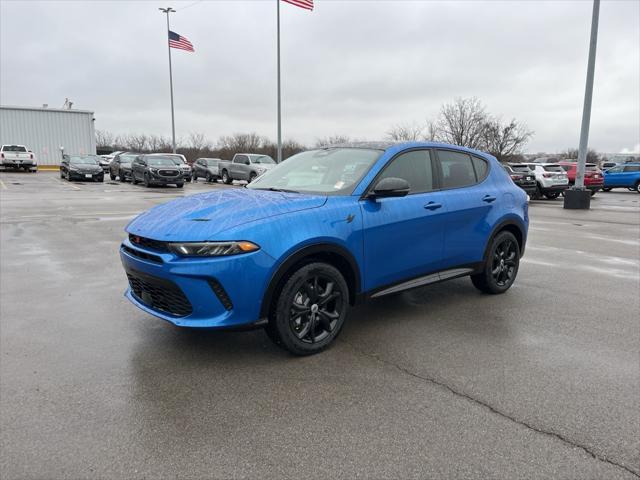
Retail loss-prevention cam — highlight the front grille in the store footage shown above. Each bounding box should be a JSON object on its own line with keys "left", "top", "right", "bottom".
{"left": 126, "top": 269, "right": 193, "bottom": 317}
{"left": 207, "top": 279, "right": 233, "bottom": 310}
{"left": 122, "top": 245, "right": 163, "bottom": 264}
{"left": 158, "top": 169, "right": 180, "bottom": 177}
{"left": 129, "top": 234, "right": 169, "bottom": 252}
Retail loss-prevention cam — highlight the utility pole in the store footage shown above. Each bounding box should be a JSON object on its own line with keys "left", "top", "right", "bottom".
{"left": 564, "top": 0, "right": 600, "bottom": 209}
{"left": 159, "top": 7, "right": 177, "bottom": 154}
{"left": 276, "top": 0, "right": 282, "bottom": 163}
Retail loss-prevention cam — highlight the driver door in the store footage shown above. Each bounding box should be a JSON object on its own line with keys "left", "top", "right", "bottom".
{"left": 360, "top": 149, "right": 447, "bottom": 292}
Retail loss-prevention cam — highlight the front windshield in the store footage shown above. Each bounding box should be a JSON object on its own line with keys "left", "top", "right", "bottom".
{"left": 250, "top": 155, "right": 275, "bottom": 165}
{"left": 147, "top": 157, "right": 176, "bottom": 167}
{"left": 70, "top": 156, "right": 99, "bottom": 165}
{"left": 247, "top": 148, "right": 382, "bottom": 195}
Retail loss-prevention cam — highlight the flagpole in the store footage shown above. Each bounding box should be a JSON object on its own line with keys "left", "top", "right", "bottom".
{"left": 276, "top": 0, "right": 282, "bottom": 163}
{"left": 160, "top": 7, "right": 177, "bottom": 154}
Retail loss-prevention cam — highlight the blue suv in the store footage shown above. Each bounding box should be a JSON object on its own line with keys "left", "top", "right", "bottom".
{"left": 602, "top": 162, "right": 640, "bottom": 193}
{"left": 120, "top": 142, "right": 528, "bottom": 355}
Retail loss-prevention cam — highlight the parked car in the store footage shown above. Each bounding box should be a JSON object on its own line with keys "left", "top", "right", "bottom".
{"left": 502, "top": 164, "right": 536, "bottom": 195}
{"left": 120, "top": 142, "right": 528, "bottom": 355}
{"left": 131, "top": 154, "right": 183, "bottom": 188}
{"left": 109, "top": 152, "right": 140, "bottom": 182}
{"left": 557, "top": 161, "right": 603, "bottom": 196}
{"left": 146, "top": 153, "right": 192, "bottom": 182}
{"left": 192, "top": 158, "right": 221, "bottom": 182}
{"left": 60, "top": 154, "right": 104, "bottom": 182}
{"left": 515, "top": 163, "right": 569, "bottom": 199}
{"left": 602, "top": 163, "right": 640, "bottom": 193}
{"left": 218, "top": 154, "right": 277, "bottom": 184}
{"left": 1, "top": 144, "right": 37, "bottom": 172}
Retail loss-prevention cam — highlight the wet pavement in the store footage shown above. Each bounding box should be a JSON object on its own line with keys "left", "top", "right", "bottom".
{"left": 1, "top": 171, "right": 639, "bottom": 479}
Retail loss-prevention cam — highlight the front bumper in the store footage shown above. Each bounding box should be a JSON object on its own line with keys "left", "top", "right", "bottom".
{"left": 69, "top": 170, "right": 104, "bottom": 181}
{"left": 120, "top": 237, "right": 276, "bottom": 328}
{"left": 149, "top": 173, "right": 182, "bottom": 185}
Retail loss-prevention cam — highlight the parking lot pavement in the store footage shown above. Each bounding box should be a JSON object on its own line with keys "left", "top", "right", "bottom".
{"left": 1, "top": 171, "right": 639, "bottom": 479}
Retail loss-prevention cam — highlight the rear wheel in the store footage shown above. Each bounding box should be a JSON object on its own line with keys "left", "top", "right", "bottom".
{"left": 249, "top": 172, "right": 257, "bottom": 183}
{"left": 545, "top": 191, "right": 560, "bottom": 199}
{"left": 222, "top": 170, "right": 232, "bottom": 184}
{"left": 602, "top": 187, "right": 612, "bottom": 192}
{"left": 266, "top": 262, "right": 349, "bottom": 356}
{"left": 590, "top": 190, "right": 597, "bottom": 196}
{"left": 635, "top": 182, "right": 640, "bottom": 194}
{"left": 471, "top": 231, "right": 520, "bottom": 294}
{"left": 143, "top": 173, "right": 151, "bottom": 188}
{"left": 206, "top": 172, "right": 212, "bottom": 183}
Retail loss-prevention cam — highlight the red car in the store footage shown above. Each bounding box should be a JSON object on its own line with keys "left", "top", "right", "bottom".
{"left": 558, "top": 162, "right": 604, "bottom": 196}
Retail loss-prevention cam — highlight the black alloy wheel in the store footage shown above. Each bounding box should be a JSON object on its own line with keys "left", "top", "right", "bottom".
{"left": 602, "top": 187, "right": 612, "bottom": 192}
{"left": 545, "top": 192, "right": 560, "bottom": 199}
{"left": 143, "top": 173, "right": 151, "bottom": 188}
{"left": 249, "top": 172, "right": 257, "bottom": 183}
{"left": 206, "top": 172, "right": 212, "bottom": 183}
{"left": 222, "top": 170, "right": 232, "bottom": 184}
{"left": 471, "top": 231, "right": 520, "bottom": 294}
{"left": 267, "top": 262, "right": 348, "bottom": 355}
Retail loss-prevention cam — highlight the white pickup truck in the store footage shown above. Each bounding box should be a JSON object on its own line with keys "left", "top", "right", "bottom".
{"left": 1, "top": 145, "right": 37, "bottom": 172}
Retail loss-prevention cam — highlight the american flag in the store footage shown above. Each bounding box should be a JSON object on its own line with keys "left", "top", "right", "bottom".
{"left": 282, "top": 0, "right": 313, "bottom": 11}
{"left": 169, "top": 31, "right": 194, "bottom": 52}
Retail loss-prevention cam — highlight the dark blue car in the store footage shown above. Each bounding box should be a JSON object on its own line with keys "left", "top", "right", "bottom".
{"left": 120, "top": 142, "right": 528, "bottom": 355}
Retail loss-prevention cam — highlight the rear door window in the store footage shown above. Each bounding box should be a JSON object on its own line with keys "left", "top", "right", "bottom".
{"left": 623, "top": 165, "right": 640, "bottom": 172}
{"left": 438, "top": 150, "right": 477, "bottom": 189}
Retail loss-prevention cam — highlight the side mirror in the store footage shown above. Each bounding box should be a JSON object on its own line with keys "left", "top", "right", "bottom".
{"left": 370, "top": 177, "right": 410, "bottom": 198}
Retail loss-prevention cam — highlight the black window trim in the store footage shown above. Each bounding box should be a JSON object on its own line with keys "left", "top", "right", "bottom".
{"left": 360, "top": 147, "right": 440, "bottom": 199}
{"left": 433, "top": 147, "right": 492, "bottom": 192}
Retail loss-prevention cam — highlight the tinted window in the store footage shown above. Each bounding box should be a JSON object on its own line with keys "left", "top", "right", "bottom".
{"left": 235, "top": 155, "right": 249, "bottom": 164}
{"left": 377, "top": 150, "right": 433, "bottom": 194}
{"left": 624, "top": 165, "right": 640, "bottom": 172}
{"left": 607, "top": 166, "right": 623, "bottom": 173}
{"left": 472, "top": 157, "right": 488, "bottom": 181}
{"left": 543, "top": 165, "right": 564, "bottom": 172}
{"left": 510, "top": 164, "right": 531, "bottom": 172}
{"left": 2, "top": 145, "right": 27, "bottom": 152}
{"left": 438, "top": 150, "right": 476, "bottom": 189}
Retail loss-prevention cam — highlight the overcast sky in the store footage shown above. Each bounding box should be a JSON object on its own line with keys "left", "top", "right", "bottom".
{"left": 1, "top": 0, "right": 638, "bottom": 153}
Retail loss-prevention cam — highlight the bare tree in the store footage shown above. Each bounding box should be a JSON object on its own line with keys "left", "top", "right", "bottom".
{"left": 560, "top": 147, "right": 600, "bottom": 163}
{"left": 435, "top": 97, "right": 488, "bottom": 149}
{"left": 482, "top": 118, "right": 533, "bottom": 161}
{"left": 386, "top": 122, "right": 424, "bottom": 142}
{"left": 95, "top": 130, "right": 114, "bottom": 149}
{"left": 314, "top": 135, "right": 351, "bottom": 148}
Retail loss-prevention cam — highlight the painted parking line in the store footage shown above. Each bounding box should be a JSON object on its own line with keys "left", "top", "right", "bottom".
{"left": 52, "top": 176, "right": 81, "bottom": 191}
{"left": 0, "top": 179, "right": 7, "bottom": 190}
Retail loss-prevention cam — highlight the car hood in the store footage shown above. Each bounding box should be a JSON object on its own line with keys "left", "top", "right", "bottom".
{"left": 126, "top": 188, "right": 327, "bottom": 241}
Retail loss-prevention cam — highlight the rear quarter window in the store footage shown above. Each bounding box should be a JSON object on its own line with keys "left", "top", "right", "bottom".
{"left": 472, "top": 157, "right": 489, "bottom": 181}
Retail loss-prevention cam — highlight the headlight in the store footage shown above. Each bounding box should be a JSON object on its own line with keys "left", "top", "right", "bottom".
{"left": 69, "top": 167, "right": 79, "bottom": 172}
{"left": 168, "top": 241, "right": 260, "bottom": 257}
{"left": 149, "top": 168, "right": 158, "bottom": 173}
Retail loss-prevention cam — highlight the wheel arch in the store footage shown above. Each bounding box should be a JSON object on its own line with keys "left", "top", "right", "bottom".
{"left": 483, "top": 219, "right": 526, "bottom": 261}
{"left": 259, "top": 243, "right": 361, "bottom": 318}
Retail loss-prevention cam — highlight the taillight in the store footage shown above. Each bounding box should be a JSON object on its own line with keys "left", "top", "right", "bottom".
{"left": 510, "top": 174, "right": 522, "bottom": 180}
{"left": 0, "top": 153, "right": 4, "bottom": 159}
{"left": 30, "top": 153, "right": 33, "bottom": 159}
{"left": 543, "top": 173, "right": 552, "bottom": 178}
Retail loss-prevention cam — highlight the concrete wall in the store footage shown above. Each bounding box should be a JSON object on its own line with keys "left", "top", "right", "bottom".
{"left": 0, "top": 106, "right": 96, "bottom": 165}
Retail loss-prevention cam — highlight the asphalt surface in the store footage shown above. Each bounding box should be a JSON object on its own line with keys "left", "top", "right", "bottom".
{"left": 1, "top": 171, "right": 639, "bottom": 479}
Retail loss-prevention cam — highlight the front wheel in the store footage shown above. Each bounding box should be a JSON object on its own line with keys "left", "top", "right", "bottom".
{"left": 635, "top": 182, "right": 640, "bottom": 194}
{"left": 176, "top": 182, "right": 184, "bottom": 188}
{"left": 471, "top": 231, "right": 520, "bottom": 294}
{"left": 590, "top": 190, "right": 597, "bottom": 196}
{"left": 602, "top": 187, "right": 612, "bottom": 192}
{"left": 143, "top": 173, "right": 151, "bottom": 188}
{"left": 266, "top": 262, "right": 349, "bottom": 356}
{"left": 249, "top": 172, "right": 257, "bottom": 183}
{"left": 206, "top": 172, "right": 212, "bottom": 183}
{"left": 545, "top": 191, "right": 560, "bottom": 199}
{"left": 110, "top": 173, "right": 116, "bottom": 181}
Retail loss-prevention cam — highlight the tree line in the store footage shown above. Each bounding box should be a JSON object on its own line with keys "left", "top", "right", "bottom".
{"left": 100, "top": 97, "right": 635, "bottom": 164}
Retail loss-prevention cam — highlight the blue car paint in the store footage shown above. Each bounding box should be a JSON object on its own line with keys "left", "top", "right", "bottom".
{"left": 603, "top": 163, "right": 640, "bottom": 189}
{"left": 121, "top": 142, "right": 528, "bottom": 328}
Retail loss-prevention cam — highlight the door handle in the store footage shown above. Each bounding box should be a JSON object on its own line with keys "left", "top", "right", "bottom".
{"left": 483, "top": 195, "right": 497, "bottom": 203}
{"left": 424, "top": 202, "right": 442, "bottom": 211}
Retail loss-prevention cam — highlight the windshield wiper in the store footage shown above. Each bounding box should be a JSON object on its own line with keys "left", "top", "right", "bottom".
{"left": 256, "top": 187, "right": 300, "bottom": 193}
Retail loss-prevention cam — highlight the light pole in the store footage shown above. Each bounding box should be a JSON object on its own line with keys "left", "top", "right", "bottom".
{"left": 564, "top": 0, "right": 600, "bottom": 209}
{"left": 159, "top": 7, "right": 177, "bottom": 154}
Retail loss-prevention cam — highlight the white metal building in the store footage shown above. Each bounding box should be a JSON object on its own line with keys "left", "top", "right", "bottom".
{"left": 0, "top": 105, "right": 96, "bottom": 165}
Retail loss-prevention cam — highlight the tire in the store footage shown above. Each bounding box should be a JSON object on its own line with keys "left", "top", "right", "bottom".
{"left": 119, "top": 173, "right": 126, "bottom": 183}
{"left": 176, "top": 182, "right": 184, "bottom": 188}
{"left": 206, "top": 172, "right": 212, "bottom": 183}
{"left": 249, "top": 172, "right": 257, "bottom": 183}
{"left": 131, "top": 172, "right": 139, "bottom": 185}
{"left": 471, "top": 230, "right": 520, "bottom": 295}
{"left": 186, "top": 176, "right": 191, "bottom": 183}
{"left": 222, "top": 170, "right": 232, "bottom": 184}
{"left": 602, "top": 187, "right": 612, "bottom": 192}
{"left": 545, "top": 192, "right": 560, "bottom": 200}
{"left": 143, "top": 173, "right": 151, "bottom": 188}
{"left": 60, "top": 169, "right": 64, "bottom": 179}
{"left": 590, "top": 190, "right": 597, "bottom": 197}
{"left": 265, "top": 262, "right": 349, "bottom": 356}
{"left": 533, "top": 184, "right": 543, "bottom": 200}
{"left": 110, "top": 173, "right": 116, "bottom": 181}
{"left": 635, "top": 182, "right": 640, "bottom": 194}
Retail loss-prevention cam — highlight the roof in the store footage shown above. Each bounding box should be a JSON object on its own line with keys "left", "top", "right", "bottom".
{"left": 1, "top": 104, "right": 94, "bottom": 115}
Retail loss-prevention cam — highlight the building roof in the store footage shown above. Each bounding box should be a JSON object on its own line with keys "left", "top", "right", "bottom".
{"left": 1, "top": 105, "right": 94, "bottom": 115}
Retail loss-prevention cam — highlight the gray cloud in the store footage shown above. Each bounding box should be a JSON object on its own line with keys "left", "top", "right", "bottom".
{"left": 1, "top": 0, "right": 638, "bottom": 153}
